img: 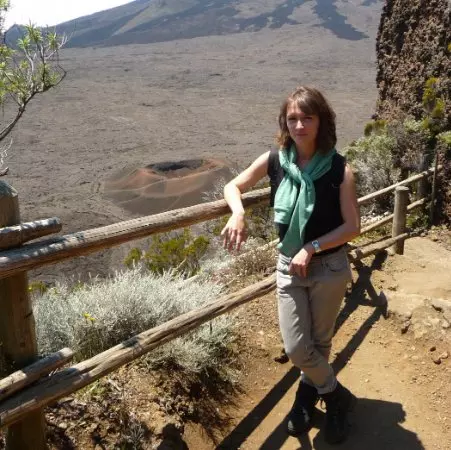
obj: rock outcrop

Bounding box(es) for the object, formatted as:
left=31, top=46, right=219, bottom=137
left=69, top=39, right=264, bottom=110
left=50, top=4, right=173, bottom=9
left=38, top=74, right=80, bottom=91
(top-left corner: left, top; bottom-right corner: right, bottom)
left=376, top=0, right=451, bottom=124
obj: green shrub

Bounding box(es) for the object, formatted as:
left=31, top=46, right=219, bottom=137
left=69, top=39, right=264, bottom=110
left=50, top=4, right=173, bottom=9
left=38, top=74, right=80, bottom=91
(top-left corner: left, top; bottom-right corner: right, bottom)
left=124, top=247, right=143, bottom=269
left=422, top=77, right=440, bottom=110
left=406, top=211, right=429, bottom=230
left=124, top=228, right=209, bottom=277
left=421, top=77, right=448, bottom=136
left=364, top=119, right=387, bottom=136
left=437, top=131, right=451, bottom=147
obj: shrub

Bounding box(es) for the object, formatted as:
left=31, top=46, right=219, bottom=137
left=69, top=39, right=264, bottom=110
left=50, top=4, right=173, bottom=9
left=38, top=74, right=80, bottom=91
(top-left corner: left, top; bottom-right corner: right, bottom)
left=388, top=118, right=433, bottom=174
left=364, top=119, right=387, bottom=136
left=34, top=268, right=235, bottom=380
left=343, top=133, right=399, bottom=210
left=422, top=77, right=440, bottom=110
left=421, top=77, right=448, bottom=136
left=124, top=228, right=210, bottom=277
left=437, top=131, right=451, bottom=147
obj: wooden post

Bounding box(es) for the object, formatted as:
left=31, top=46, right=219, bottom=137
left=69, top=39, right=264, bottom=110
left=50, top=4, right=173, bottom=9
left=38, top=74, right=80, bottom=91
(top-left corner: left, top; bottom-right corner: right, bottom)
left=0, top=181, right=46, bottom=449
left=429, top=152, right=439, bottom=225
left=391, top=186, right=410, bottom=255
left=416, top=156, right=430, bottom=202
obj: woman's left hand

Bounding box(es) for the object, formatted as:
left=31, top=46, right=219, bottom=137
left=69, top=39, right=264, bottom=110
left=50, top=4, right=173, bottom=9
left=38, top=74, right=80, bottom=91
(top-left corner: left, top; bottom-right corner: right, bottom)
left=289, top=245, right=314, bottom=277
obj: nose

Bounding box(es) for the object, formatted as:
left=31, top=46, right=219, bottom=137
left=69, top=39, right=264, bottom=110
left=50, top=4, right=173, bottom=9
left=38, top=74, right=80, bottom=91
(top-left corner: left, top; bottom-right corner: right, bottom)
left=295, top=119, right=304, bottom=129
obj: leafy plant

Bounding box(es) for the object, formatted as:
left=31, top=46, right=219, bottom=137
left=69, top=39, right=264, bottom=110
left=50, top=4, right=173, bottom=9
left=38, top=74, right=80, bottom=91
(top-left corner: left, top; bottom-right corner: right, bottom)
left=364, top=119, right=387, bottom=136
left=125, top=228, right=210, bottom=277
left=0, top=3, right=67, bottom=174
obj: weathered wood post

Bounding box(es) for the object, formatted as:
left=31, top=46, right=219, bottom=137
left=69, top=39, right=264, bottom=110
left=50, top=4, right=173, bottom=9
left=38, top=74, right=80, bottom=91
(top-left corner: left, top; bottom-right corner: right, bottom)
left=429, top=152, right=439, bottom=225
left=416, top=156, right=430, bottom=203
left=0, top=181, right=46, bottom=449
left=392, top=186, right=410, bottom=255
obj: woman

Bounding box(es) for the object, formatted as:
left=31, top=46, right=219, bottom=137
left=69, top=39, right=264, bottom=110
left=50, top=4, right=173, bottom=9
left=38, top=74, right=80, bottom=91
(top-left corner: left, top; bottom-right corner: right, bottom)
left=221, top=86, right=360, bottom=444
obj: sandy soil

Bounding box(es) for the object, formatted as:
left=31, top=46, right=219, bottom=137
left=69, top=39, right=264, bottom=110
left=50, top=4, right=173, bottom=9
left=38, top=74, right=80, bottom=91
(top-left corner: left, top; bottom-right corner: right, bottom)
left=3, top=23, right=378, bottom=284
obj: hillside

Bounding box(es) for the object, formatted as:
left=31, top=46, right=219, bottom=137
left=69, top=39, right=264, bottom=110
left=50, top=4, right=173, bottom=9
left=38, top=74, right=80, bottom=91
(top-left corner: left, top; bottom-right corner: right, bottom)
left=6, top=0, right=383, bottom=48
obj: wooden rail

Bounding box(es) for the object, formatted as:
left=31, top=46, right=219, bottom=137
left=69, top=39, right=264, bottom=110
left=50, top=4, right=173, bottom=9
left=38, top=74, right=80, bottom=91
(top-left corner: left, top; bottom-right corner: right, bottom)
left=0, top=275, right=277, bottom=428
left=0, top=218, right=62, bottom=251
left=0, top=164, right=442, bottom=449
left=0, top=165, right=441, bottom=281
left=357, top=165, right=440, bottom=206
left=0, top=188, right=269, bottom=281
left=0, top=348, right=74, bottom=403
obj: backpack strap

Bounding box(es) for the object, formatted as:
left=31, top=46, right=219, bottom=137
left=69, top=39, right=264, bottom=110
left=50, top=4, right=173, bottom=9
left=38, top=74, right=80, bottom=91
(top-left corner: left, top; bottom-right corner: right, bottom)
left=267, top=148, right=283, bottom=207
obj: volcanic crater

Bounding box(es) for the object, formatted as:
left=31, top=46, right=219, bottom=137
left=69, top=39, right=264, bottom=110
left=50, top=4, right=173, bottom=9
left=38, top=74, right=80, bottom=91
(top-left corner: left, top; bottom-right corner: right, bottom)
left=103, top=158, right=233, bottom=216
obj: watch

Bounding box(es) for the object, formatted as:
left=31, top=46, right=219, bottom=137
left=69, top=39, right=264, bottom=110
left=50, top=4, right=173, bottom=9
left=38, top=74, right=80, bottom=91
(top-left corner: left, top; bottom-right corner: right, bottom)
left=311, top=240, right=321, bottom=254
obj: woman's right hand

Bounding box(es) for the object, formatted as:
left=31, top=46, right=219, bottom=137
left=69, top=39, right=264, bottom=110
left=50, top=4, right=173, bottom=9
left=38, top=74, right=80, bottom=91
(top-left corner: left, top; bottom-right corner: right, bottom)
left=221, top=212, right=247, bottom=252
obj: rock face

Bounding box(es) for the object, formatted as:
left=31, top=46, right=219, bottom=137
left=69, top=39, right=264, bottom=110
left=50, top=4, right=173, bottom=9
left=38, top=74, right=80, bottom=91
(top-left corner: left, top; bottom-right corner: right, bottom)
left=376, top=0, right=451, bottom=124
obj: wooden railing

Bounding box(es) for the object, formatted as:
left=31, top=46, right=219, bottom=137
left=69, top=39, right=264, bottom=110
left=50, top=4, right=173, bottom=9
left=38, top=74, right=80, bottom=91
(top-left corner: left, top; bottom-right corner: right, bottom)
left=0, top=165, right=441, bottom=449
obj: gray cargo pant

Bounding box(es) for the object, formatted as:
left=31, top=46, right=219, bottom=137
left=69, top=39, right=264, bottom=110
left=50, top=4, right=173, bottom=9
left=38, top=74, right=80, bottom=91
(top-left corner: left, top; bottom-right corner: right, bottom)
left=276, top=247, right=352, bottom=394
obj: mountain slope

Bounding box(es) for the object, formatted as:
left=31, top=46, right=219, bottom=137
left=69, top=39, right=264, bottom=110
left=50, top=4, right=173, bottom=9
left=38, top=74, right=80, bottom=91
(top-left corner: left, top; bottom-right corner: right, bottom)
left=7, top=0, right=383, bottom=48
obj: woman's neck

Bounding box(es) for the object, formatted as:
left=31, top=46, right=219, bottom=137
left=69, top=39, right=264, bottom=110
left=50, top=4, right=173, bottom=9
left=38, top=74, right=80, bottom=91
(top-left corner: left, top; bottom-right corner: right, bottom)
left=295, top=142, right=316, bottom=163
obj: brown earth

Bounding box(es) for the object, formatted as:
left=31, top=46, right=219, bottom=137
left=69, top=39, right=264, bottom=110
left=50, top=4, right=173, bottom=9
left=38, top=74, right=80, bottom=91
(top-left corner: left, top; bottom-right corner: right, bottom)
left=36, top=233, right=451, bottom=450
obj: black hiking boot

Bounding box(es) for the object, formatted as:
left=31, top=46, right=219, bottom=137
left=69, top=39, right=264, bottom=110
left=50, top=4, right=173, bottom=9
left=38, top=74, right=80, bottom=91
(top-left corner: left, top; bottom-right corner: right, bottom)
left=286, top=380, right=318, bottom=436
left=320, top=382, right=357, bottom=444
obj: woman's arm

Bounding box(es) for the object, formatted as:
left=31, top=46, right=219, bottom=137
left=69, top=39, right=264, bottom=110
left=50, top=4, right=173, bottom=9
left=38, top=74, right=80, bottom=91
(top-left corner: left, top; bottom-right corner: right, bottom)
left=289, top=164, right=360, bottom=276
left=222, top=151, right=270, bottom=251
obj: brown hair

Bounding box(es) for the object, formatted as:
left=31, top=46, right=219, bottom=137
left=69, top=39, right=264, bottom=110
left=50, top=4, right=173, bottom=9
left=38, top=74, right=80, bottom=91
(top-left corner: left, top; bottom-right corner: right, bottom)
left=276, top=86, right=337, bottom=153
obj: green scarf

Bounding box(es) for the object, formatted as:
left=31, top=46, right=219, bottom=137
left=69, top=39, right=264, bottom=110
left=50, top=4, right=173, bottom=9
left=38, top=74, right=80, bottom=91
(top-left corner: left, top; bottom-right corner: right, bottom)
left=274, top=144, right=336, bottom=257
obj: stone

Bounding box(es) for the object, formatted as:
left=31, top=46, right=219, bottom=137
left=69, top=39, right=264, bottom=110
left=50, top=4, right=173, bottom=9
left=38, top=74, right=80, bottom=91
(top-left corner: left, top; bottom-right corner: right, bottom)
left=401, top=321, right=411, bottom=334
left=440, top=351, right=449, bottom=360
left=431, top=298, right=451, bottom=313
left=427, top=317, right=441, bottom=327
left=432, top=356, right=442, bottom=365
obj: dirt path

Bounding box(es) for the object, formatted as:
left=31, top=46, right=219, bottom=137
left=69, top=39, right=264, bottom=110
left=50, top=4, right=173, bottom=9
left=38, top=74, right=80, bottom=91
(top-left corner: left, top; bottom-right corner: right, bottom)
left=184, top=237, right=451, bottom=450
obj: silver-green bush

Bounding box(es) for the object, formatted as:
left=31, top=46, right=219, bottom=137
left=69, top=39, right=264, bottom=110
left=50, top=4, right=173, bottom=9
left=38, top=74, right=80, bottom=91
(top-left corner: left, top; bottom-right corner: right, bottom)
left=344, top=133, right=399, bottom=197
left=34, top=268, right=235, bottom=376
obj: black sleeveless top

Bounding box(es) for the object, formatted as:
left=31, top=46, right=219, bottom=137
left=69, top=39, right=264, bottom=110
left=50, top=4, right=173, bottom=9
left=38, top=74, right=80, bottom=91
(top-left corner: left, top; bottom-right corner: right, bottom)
left=267, top=148, right=346, bottom=255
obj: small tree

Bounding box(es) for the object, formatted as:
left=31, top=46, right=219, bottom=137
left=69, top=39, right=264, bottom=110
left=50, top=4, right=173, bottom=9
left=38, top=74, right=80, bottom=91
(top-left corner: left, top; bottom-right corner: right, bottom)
left=0, top=0, right=67, bottom=175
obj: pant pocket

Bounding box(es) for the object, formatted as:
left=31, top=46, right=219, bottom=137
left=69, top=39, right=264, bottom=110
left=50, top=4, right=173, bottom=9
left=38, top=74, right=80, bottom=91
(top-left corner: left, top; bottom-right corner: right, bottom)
left=324, top=252, right=352, bottom=281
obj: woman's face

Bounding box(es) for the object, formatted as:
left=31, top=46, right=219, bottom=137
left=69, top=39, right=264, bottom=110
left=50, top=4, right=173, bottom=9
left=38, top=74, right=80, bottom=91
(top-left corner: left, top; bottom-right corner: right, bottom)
left=286, top=101, right=320, bottom=151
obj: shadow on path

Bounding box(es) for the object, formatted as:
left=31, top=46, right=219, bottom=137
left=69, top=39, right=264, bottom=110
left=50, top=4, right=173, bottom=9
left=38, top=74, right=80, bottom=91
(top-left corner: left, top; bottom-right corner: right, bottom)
left=261, top=398, right=425, bottom=450
left=216, top=252, right=414, bottom=449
